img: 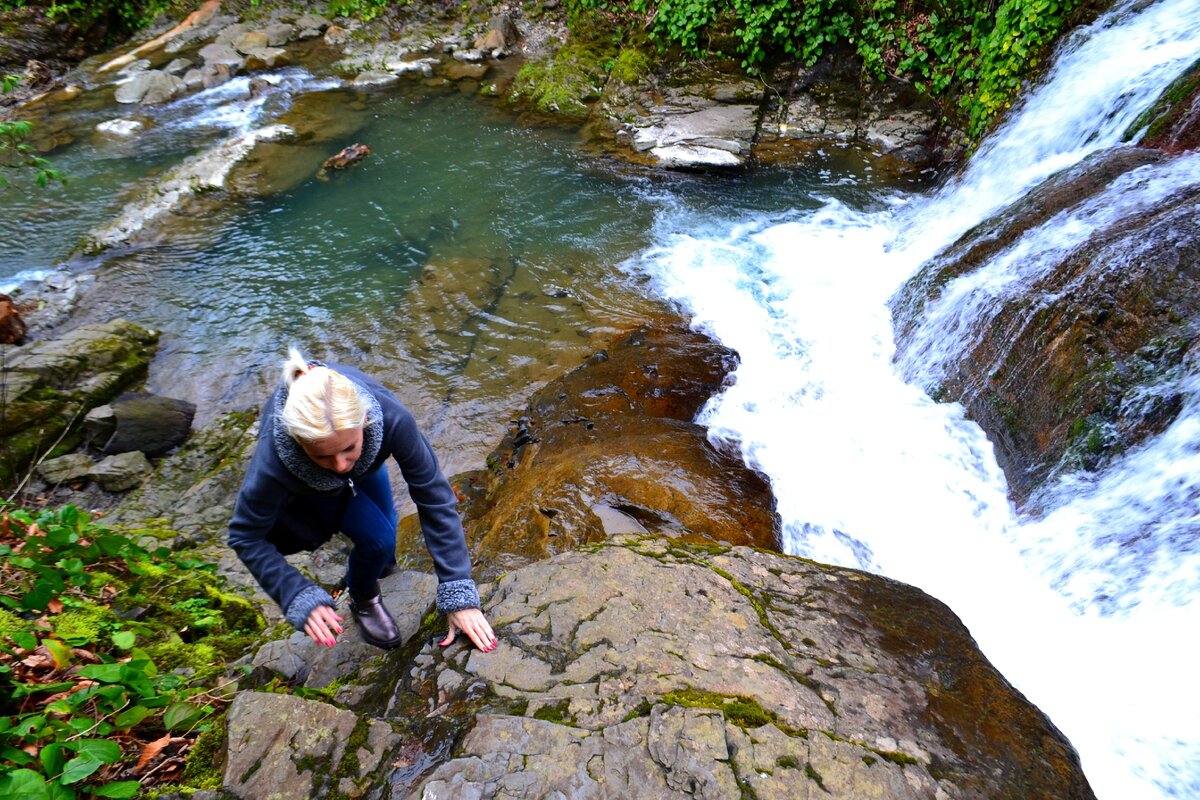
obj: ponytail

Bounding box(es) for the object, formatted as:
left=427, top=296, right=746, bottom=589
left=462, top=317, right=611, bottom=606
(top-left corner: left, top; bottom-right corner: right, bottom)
left=278, top=347, right=368, bottom=443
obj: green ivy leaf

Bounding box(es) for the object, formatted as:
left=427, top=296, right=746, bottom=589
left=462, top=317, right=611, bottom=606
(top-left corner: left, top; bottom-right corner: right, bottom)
left=163, top=701, right=203, bottom=730
left=0, top=768, right=50, bottom=798
left=43, top=638, right=74, bottom=668
left=91, top=781, right=141, bottom=798
left=40, top=742, right=68, bottom=779
left=113, top=705, right=151, bottom=729
left=12, top=630, right=39, bottom=651
left=110, top=630, right=136, bottom=650
left=78, top=663, right=124, bottom=682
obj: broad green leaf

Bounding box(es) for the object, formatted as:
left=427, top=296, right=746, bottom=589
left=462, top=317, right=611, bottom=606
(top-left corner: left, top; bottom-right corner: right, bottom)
left=11, top=630, right=37, bottom=650
left=110, top=630, right=136, bottom=650
left=91, top=781, right=141, bottom=798
left=67, top=739, right=122, bottom=763
left=113, top=705, right=151, bottom=729
left=163, top=701, right=203, bottom=730
left=1, top=744, right=36, bottom=765
left=60, top=753, right=104, bottom=784
left=0, top=768, right=51, bottom=798
left=78, top=664, right=124, bottom=682
left=41, top=742, right=68, bottom=778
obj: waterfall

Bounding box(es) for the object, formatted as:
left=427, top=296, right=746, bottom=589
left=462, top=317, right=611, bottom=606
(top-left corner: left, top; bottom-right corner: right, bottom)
left=627, top=0, right=1200, bottom=797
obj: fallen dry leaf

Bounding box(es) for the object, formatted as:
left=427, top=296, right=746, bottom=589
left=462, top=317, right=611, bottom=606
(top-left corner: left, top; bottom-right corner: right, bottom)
left=136, top=733, right=172, bottom=773
left=47, top=598, right=63, bottom=614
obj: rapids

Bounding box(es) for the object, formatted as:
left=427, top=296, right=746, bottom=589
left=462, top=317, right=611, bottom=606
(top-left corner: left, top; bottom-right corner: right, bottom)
left=627, top=0, right=1200, bottom=797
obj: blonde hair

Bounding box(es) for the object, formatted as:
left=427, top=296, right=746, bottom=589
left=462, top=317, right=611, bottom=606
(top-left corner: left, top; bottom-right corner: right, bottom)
left=279, top=347, right=368, bottom=443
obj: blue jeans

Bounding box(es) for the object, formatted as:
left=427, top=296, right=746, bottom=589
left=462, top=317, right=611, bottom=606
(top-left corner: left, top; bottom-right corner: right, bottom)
left=267, top=466, right=398, bottom=600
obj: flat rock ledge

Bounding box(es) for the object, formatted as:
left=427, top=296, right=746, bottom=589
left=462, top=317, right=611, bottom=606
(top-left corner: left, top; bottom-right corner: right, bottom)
left=221, top=535, right=1094, bottom=800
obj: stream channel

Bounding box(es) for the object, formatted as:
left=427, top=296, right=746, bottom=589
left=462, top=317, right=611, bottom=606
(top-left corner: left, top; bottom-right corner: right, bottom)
left=4, top=0, right=1200, bottom=796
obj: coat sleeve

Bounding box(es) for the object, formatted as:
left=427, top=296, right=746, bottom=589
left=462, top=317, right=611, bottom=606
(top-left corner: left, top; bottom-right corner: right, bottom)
left=227, top=466, right=332, bottom=628
left=387, top=403, right=480, bottom=612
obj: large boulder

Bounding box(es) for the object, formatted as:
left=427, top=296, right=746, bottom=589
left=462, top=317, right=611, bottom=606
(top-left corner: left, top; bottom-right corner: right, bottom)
left=89, top=450, right=152, bottom=491
left=221, top=536, right=1094, bottom=800
left=84, top=392, right=196, bottom=456
left=406, top=317, right=780, bottom=577
left=0, top=319, right=158, bottom=484
left=892, top=145, right=1200, bottom=498
left=114, top=70, right=184, bottom=105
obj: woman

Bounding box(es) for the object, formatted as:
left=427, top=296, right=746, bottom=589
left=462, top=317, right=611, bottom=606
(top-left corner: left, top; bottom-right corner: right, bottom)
left=227, top=349, right=496, bottom=652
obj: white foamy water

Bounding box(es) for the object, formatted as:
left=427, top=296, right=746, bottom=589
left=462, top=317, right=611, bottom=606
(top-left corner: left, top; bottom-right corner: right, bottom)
left=627, top=0, right=1200, bottom=797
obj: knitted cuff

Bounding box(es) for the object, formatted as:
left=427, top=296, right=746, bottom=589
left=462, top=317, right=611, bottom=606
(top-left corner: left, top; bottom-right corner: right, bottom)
left=284, top=584, right=336, bottom=630
left=436, top=578, right=481, bottom=614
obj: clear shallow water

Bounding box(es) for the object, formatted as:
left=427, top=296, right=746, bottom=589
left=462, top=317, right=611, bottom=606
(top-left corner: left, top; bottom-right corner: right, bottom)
left=3, top=73, right=884, bottom=472
left=629, top=0, right=1200, bottom=797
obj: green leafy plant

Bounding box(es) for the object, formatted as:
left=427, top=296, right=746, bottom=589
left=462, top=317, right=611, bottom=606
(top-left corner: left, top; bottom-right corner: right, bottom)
left=0, top=504, right=263, bottom=798
left=1, top=75, right=65, bottom=190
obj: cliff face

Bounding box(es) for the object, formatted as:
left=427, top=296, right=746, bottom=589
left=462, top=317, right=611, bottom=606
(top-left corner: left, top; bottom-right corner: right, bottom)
left=892, top=140, right=1200, bottom=500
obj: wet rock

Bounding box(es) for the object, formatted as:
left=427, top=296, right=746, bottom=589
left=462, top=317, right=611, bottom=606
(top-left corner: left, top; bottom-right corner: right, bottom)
left=37, top=453, right=93, bottom=484
left=199, top=62, right=234, bottom=89
left=251, top=570, right=436, bottom=688
left=95, top=117, right=144, bottom=137
left=351, top=70, right=398, bottom=87
left=0, top=292, right=26, bottom=344
left=295, top=13, right=331, bottom=37
left=247, top=76, right=271, bottom=99
left=84, top=393, right=196, bottom=456
left=321, top=143, right=371, bottom=171
left=233, top=31, right=270, bottom=56
left=1128, top=57, right=1200, bottom=152
left=213, top=23, right=249, bottom=46
left=443, top=61, right=489, bottom=81
left=453, top=48, right=485, bottom=63
left=197, top=41, right=243, bottom=68
left=0, top=319, right=158, bottom=484
left=118, top=58, right=152, bottom=75
left=324, top=25, right=351, bottom=48
left=89, top=451, right=153, bottom=492
left=79, top=123, right=293, bottom=252
left=108, top=409, right=258, bottom=546
left=632, top=104, right=759, bottom=168
left=262, top=21, right=295, bottom=47
left=163, top=57, right=193, bottom=76
left=893, top=146, right=1200, bottom=497
left=242, top=47, right=289, bottom=70
left=114, top=70, right=183, bottom=105
left=422, top=317, right=780, bottom=576
left=223, top=692, right=398, bottom=800
left=406, top=536, right=1094, bottom=800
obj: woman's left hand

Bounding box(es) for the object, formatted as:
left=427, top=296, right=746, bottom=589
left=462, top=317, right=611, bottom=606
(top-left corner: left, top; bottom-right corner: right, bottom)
left=440, top=608, right=498, bottom=652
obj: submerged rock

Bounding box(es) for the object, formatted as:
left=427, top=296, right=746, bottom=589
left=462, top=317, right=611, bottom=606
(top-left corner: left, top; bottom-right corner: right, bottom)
left=416, top=316, right=780, bottom=576
left=79, top=123, right=294, bottom=252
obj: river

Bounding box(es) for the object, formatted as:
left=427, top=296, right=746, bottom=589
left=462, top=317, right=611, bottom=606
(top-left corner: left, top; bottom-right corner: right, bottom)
left=4, top=0, right=1199, bottom=796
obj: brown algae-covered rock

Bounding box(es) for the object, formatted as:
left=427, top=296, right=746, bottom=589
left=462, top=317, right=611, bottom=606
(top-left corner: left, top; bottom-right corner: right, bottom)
left=419, top=316, right=780, bottom=575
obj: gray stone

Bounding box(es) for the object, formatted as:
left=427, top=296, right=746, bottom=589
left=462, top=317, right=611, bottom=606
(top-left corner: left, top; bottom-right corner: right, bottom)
left=233, top=30, right=270, bottom=56
left=96, top=118, right=144, bottom=137
left=37, top=454, right=94, bottom=484
left=114, top=70, right=183, bottom=105
left=85, top=393, right=196, bottom=456
left=351, top=70, right=398, bottom=88
left=243, top=47, right=289, bottom=70
left=89, top=451, right=153, bottom=492
left=181, top=68, right=204, bottom=91
left=262, top=21, right=295, bottom=47
left=631, top=104, right=759, bottom=168
left=163, top=57, right=193, bottom=76
left=453, top=49, right=485, bottom=63
left=223, top=692, right=397, bottom=800
left=405, top=537, right=1094, bottom=800
left=200, top=63, right=234, bottom=90
left=251, top=570, right=437, bottom=688
left=213, top=22, right=249, bottom=45
left=294, top=13, right=331, bottom=34
left=118, top=58, right=151, bottom=75
left=324, top=25, right=350, bottom=47
left=198, top=41, right=243, bottom=68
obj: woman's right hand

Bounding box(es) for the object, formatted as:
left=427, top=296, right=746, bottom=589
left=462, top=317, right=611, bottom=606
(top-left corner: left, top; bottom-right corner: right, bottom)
left=305, top=605, right=344, bottom=647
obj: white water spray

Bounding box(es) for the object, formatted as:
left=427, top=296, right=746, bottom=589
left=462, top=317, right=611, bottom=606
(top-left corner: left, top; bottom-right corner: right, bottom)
left=628, top=0, right=1200, bottom=797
